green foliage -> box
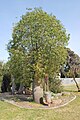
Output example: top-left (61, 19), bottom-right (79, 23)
top-left (8, 49), bottom-right (32, 87)
top-left (7, 8), bottom-right (69, 89)
top-left (0, 61), bottom-right (3, 78)
top-left (2, 62), bottom-right (10, 75)
top-left (0, 61), bottom-right (3, 88)
top-left (61, 48), bottom-right (80, 78)
top-left (49, 77), bottom-right (63, 93)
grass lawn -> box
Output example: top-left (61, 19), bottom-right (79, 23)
top-left (63, 83), bottom-right (78, 92)
top-left (0, 85), bottom-right (80, 120)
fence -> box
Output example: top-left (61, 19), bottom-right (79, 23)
top-left (60, 78), bottom-right (80, 85)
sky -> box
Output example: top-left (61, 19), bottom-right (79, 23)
top-left (0, 0), bottom-right (80, 62)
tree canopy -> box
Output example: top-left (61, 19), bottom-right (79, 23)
top-left (7, 8), bottom-right (69, 90)
top-left (61, 48), bottom-right (80, 78)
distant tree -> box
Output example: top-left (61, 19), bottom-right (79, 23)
top-left (1, 62), bottom-right (11, 92)
top-left (7, 8), bottom-right (69, 100)
top-left (1, 74), bottom-right (11, 92)
top-left (61, 48), bottom-right (80, 91)
top-left (0, 61), bottom-right (3, 82)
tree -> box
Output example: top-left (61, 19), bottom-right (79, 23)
top-left (67, 48), bottom-right (80, 91)
top-left (7, 8), bottom-right (69, 100)
top-left (0, 61), bottom-right (3, 82)
top-left (1, 61), bottom-right (11, 92)
top-left (6, 49), bottom-right (31, 93)
top-left (61, 48), bottom-right (80, 92)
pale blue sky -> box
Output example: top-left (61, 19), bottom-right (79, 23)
top-left (0, 0), bottom-right (80, 62)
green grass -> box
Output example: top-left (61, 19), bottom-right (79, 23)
top-left (0, 85), bottom-right (80, 120)
top-left (0, 95), bottom-right (80, 120)
top-left (63, 84), bottom-right (79, 92)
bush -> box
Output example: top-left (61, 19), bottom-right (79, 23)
top-left (49, 77), bottom-right (63, 93)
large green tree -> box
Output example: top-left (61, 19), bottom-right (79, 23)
top-left (7, 8), bottom-right (69, 99)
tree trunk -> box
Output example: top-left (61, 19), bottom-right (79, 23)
top-left (11, 78), bottom-right (16, 94)
top-left (32, 71), bottom-right (35, 101)
top-left (32, 79), bottom-right (35, 101)
top-left (18, 83), bottom-right (24, 94)
top-left (34, 86), bottom-right (43, 104)
top-left (73, 77), bottom-right (80, 92)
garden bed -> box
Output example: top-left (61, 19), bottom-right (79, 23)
top-left (0, 92), bottom-right (76, 109)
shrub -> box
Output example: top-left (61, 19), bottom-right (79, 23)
top-left (49, 77), bottom-right (63, 93)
